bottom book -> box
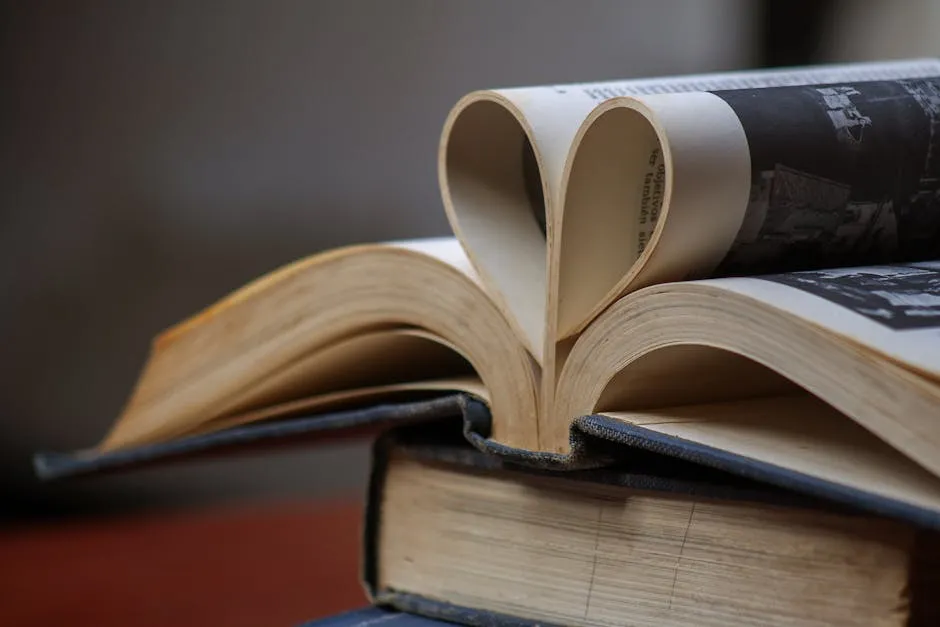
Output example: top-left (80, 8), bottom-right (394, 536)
top-left (362, 428), bottom-right (940, 627)
top-left (297, 607), bottom-right (452, 627)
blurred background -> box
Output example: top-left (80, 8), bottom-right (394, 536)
top-left (2, 0), bottom-right (939, 623)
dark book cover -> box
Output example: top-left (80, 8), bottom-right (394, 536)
top-left (34, 392), bottom-right (940, 529)
top-left (363, 426), bottom-right (940, 627)
top-left (295, 606), bottom-right (458, 627)
top-left (32, 395), bottom-right (468, 480)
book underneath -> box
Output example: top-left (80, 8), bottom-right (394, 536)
top-left (368, 434), bottom-right (940, 627)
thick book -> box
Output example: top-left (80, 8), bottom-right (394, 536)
top-left (365, 432), bottom-right (940, 627)
top-left (36, 60), bottom-right (940, 518)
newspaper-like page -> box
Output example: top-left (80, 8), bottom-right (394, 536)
top-left (714, 79), bottom-right (940, 274)
top-left (559, 75), bottom-right (940, 339)
top-left (438, 59), bottom-right (940, 360)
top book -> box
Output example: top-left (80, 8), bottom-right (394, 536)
top-left (86, 59), bottom-right (940, 514)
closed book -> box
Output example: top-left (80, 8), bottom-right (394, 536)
top-left (365, 428), bottom-right (940, 627)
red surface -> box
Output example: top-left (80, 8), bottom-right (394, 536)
top-left (0, 500), bottom-right (368, 627)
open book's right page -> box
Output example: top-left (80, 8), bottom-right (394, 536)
top-left (718, 262), bottom-right (940, 376)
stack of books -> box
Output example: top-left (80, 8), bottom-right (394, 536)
top-left (38, 58), bottom-right (940, 626)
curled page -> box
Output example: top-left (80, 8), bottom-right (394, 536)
top-left (437, 59), bottom-right (940, 360)
top-left (558, 75), bottom-right (940, 338)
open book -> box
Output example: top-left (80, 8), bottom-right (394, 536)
top-left (58, 59), bottom-right (940, 515)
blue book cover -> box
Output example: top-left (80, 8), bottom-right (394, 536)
top-left (34, 393), bottom-right (940, 529)
top-left (361, 428), bottom-right (940, 627)
top-left (296, 607), bottom-right (456, 627)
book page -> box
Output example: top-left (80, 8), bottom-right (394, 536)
top-left (555, 269), bottom-right (940, 476)
top-left (194, 376), bottom-right (487, 437)
top-left (557, 73), bottom-right (940, 339)
top-left (603, 395), bottom-right (940, 515)
top-left (713, 78), bottom-right (940, 275)
top-left (555, 91), bottom-right (750, 338)
top-left (439, 59), bottom-right (940, 356)
top-left (703, 262), bottom-right (940, 378)
top-left (97, 237), bottom-right (541, 452)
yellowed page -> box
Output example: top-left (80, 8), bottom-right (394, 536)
top-left (556, 278), bottom-right (940, 480)
top-left (603, 395), bottom-right (940, 516)
top-left (381, 454), bottom-right (914, 627)
top-left (99, 238), bottom-right (539, 451)
top-left (197, 376), bottom-right (487, 436)
top-left (699, 268), bottom-right (940, 379)
top-left (198, 328), bottom-right (476, 420)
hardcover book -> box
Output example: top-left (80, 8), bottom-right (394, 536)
top-left (37, 59), bottom-right (940, 522)
top-left (365, 430), bottom-right (940, 627)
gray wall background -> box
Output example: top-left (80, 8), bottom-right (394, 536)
top-left (2, 0), bottom-right (759, 514)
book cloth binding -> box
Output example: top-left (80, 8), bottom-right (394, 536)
top-left (34, 393), bottom-right (940, 529)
